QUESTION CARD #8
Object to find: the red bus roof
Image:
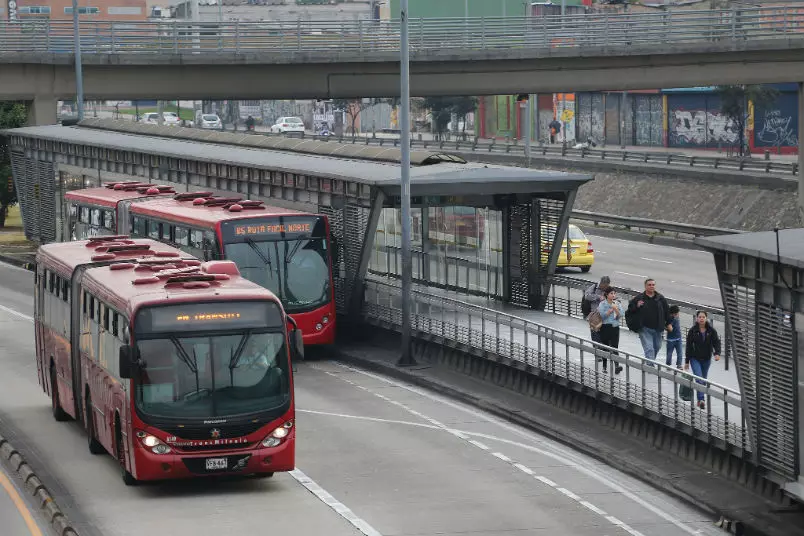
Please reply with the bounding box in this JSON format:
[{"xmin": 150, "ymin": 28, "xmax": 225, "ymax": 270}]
[
  {"xmin": 128, "ymin": 194, "xmax": 312, "ymax": 229},
  {"xmin": 64, "ymin": 183, "xmax": 177, "ymax": 209},
  {"xmin": 37, "ymin": 237, "xmax": 281, "ymax": 318}
]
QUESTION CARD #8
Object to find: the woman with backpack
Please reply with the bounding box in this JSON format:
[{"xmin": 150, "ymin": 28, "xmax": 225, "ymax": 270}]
[
  {"xmin": 596, "ymin": 288, "xmax": 623, "ymax": 375},
  {"xmin": 684, "ymin": 310, "xmax": 721, "ymax": 409}
]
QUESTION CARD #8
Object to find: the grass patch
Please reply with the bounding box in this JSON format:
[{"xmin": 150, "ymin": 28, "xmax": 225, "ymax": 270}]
[{"xmin": 0, "ymin": 206, "xmax": 31, "ymax": 245}]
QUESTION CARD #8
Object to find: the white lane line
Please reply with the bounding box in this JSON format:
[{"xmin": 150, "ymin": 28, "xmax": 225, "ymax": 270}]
[
  {"xmin": 332, "ymin": 363, "xmax": 704, "ymax": 536},
  {"xmin": 289, "ymin": 469, "xmax": 383, "ymax": 536},
  {"xmin": 491, "ymin": 452, "xmax": 512, "ymax": 462},
  {"xmin": 0, "ymin": 304, "xmax": 33, "ymax": 322},
  {"xmin": 640, "ymin": 257, "xmax": 672, "ymax": 264},
  {"xmin": 297, "ymin": 409, "xmax": 440, "ymax": 430},
  {"xmin": 580, "ymin": 501, "xmax": 607, "ymax": 515},
  {"xmin": 689, "ymin": 284, "xmax": 719, "ymax": 292},
  {"xmin": 615, "ymin": 271, "xmax": 649, "ymax": 279},
  {"xmin": 468, "ymin": 439, "xmax": 490, "ymax": 450},
  {"xmin": 317, "ymin": 365, "xmax": 638, "ymax": 536}
]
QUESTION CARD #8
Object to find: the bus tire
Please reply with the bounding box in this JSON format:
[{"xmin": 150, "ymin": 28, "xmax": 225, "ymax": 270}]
[
  {"xmin": 116, "ymin": 417, "xmax": 137, "ymax": 487},
  {"xmin": 85, "ymin": 394, "xmax": 105, "ymax": 455},
  {"xmin": 50, "ymin": 366, "xmax": 68, "ymax": 422}
]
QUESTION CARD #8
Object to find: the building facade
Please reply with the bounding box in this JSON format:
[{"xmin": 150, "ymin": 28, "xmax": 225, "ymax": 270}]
[{"xmin": 5, "ymin": 0, "xmax": 147, "ymax": 21}]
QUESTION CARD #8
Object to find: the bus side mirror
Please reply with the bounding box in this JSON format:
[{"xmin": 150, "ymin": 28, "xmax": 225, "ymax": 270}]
[
  {"xmin": 119, "ymin": 345, "xmax": 133, "ymax": 379},
  {"xmin": 292, "ymin": 329, "xmax": 305, "ymax": 361}
]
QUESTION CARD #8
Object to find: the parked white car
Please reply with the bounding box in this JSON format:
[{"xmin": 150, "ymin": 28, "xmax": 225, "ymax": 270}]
[
  {"xmin": 270, "ymin": 117, "xmax": 305, "ymax": 135},
  {"xmin": 196, "ymin": 113, "xmax": 222, "ymax": 130},
  {"xmin": 139, "ymin": 112, "xmax": 160, "ymax": 125},
  {"xmin": 161, "ymin": 112, "xmax": 181, "ymax": 126}
]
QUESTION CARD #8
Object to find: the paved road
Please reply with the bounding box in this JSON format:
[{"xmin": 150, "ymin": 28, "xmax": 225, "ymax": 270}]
[
  {"xmin": 0, "ymin": 261, "xmax": 724, "ymax": 536},
  {"xmin": 568, "ymin": 232, "xmax": 721, "ymax": 306}
]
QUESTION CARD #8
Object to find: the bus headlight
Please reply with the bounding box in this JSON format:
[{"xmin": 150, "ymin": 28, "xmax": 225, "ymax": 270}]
[
  {"xmin": 138, "ymin": 432, "xmax": 172, "ymax": 454},
  {"xmin": 322, "ymin": 315, "xmax": 329, "ymax": 324},
  {"xmin": 315, "ymin": 323, "xmax": 323, "ymax": 331},
  {"xmin": 261, "ymin": 420, "xmax": 293, "ymax": 448}
]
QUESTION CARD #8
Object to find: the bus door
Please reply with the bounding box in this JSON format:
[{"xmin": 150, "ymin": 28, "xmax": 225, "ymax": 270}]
[
  {"xmin": 70, "ymin": 267, "xmax": 88, "ymax": 420},
  {"xmin": 34, "ymin": 266, "xmax": 45, "ymax": 387},
  {"xmin": 117, "ymin": 200, "xmax": 133, "ymax": 236}
]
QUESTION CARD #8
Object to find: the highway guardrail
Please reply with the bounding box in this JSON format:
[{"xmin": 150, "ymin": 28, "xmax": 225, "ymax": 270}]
[{"xmin": 1, "ymin": 5, "xmax": 803, "ymax": 56}]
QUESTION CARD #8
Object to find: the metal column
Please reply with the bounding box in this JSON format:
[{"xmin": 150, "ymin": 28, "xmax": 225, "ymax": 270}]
[{"xmin": 348, "ymin": 191, "xmax": 386, "ymax": 318}]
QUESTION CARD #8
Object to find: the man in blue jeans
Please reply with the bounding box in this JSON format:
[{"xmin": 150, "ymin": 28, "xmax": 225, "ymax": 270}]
[{"xmin": 627, "ymin": 279, "xmax": 671, "ymax": 364}]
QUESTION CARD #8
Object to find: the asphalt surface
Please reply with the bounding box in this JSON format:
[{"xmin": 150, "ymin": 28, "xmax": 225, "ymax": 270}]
[
  {"xmin": 0, "ymin": 260, "xmax": 725, "ymax": 536},
  {"xmin": 0, "ymin": 458, "xmax": 49, "ymax": 536}
]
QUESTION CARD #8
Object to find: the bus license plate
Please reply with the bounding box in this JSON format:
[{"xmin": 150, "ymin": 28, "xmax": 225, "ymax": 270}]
[{"xmin": 205, "ymin": 457, "xmax": 228, "ymax": 471}]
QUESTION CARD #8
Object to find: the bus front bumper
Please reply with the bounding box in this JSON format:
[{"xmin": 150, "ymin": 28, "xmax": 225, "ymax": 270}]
[{"xmin": 132, "ymin": 437, "xmax": 295, "ymax": 481}]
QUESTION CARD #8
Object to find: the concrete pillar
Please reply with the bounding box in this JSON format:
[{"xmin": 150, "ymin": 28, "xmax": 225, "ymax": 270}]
[
  {"xmin": 26, "ymin": 96, "xmax": 58, "ymax": 126},
  {"xmin": 799, "ymin": 83, "xmax": 804, "ymax": 224}
]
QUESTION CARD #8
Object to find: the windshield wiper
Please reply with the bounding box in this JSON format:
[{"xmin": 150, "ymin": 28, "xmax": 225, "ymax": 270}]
[
  {"xmin": 169, "ymin": 336, "xmax": 201, "ymax": 396},
  {"xmin": 244, "ymin": 236, "xmax": 273, "ymax": 270},
  {"xmin": 228, "ymin": 330, "xmax": 252, "ymax": 373}
]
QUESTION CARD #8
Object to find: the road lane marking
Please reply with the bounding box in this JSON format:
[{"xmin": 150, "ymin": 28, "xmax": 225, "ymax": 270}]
[
  {"xmin": 331, "ymin": 363, "xmax": 705, "ymax": 536},
  {"xmin": 289, "ymin": 468, "xmax": 383, "ymax": 536},
  {"xmin": 297, "ymin": 409, "xmax": 439, "ymax": 430},
  {"xmin": 0, "ymin": 468, "xmax": 44, "ymax": 536},
  {"xmin": 614, "ymin": 271, "xmax": 649, "ymax": 279},
  {"xmin": 316, "ymin": 366, "xmax": 645, "ymax": 536},
  {"xmin": 689, "ymin": 284, "xmax": 719, "ymax": 292},
  {"xmin": 0, "ymin": 304, "xmax": 34, "ymax": 322},
  {"xmin": 640, "ymin": 257, "xmax": 673, "ymax": 264}
]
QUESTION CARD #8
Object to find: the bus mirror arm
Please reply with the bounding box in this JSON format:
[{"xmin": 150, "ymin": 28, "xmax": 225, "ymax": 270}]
[
  {"xmin": 293, "ymin": 330, "xmax": 305, "ymax": 361},
  {"xmin": 119, "ymin": 345, "xmax": 133, "ymax": 379}
]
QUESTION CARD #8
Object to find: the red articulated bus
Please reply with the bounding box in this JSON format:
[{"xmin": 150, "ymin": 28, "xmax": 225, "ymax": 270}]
[
  {"xmin": 63, "ymin": 182, "xmax": 336, "ymax": 346},
  {"xmin": 35, "ymin": 236, "xmax": 301, "ymax": 485}
]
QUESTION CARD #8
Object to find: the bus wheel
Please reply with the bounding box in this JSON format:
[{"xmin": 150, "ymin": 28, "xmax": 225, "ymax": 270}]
[
  {"xmin": 116, "ymin": 420, "xmax": 137, "ymax": 487},
  {"xmin": 50, "ymin": 366, "xmax": 68, "ymax": 422},
  {"xmin": 85, "ymin": 395, "xmax": 105, "ymax": 455}
]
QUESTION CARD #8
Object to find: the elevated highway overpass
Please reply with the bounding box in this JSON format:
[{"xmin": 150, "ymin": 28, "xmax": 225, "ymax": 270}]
[{"xmin": 2, "ymin": 5, "xmax": 804, "ymax": 124}]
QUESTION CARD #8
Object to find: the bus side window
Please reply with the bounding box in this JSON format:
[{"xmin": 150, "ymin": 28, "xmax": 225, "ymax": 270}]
[
  {"xmin": 132, "ymin": 217, "xmax": 146, "ymax": 237},
  {"xmin": 80, "ymin": 206, "xmax": 90, "ymax": 224},
  {"xmin": 90, "ymin": 208, "xmax": 101, "ymax": 227},
  {"xmin": 62, "ymin": 279, "xmax": 69, "ymax": 303},
  {"xmin": 102, "ymin": 305, "xmax": 110, "ymax": 331},
  {"xmin": 112, "ymin": 312, "xmax": 119, "ymax": 337},
  {"xmin": 148, "ymin": 220, "xmax": 160, "ymax": 240},
  {"xmin": 49, "ymin": 271, "xmax": 55, "ymax": 293},
  {"xmin": 89, "ymin": 296, "xmax": 95, "ymax": 321},
  {"xmin": 203, "ymin": 231, "xmax": 217, "ymax": 261},
  {"xmin": 175, "ymin": 226, "xmax": 189, "ymax": 247},
  {"xmin": 82, "ymin": 291, "xmax": 88, "ymax": 315},
  {"xmin": 161, "ymin": 223, "xmax": 172, "ymax": 242},
  {"xmin": 103, "ymin": 210, "xmax": 114, "ymax": 230}
]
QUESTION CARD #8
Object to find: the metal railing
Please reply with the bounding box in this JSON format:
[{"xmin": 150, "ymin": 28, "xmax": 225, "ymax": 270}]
[
  {"xmin": 301, "ymin": 134, "xmax": 800, "ymax": 176},
  {"xmin": 1, "ymin": 6, "xmax": 803, "ymax": 55},
  {"xmin": 363, "ymin": 278, "xmax": 748, "ymax": 454},
  {"xmin": 570, "ymin": 210, "xmax": 744, "ymax": 239}
]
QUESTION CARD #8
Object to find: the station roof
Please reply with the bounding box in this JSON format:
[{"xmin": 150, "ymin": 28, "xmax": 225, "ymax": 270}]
[
  {"xmin": 6, "ymin": 123, "xmax": 592, "ymax": 198},
  {"xmin": 696, "ymin": 228, "xmax": 804, "ymax": 270}
]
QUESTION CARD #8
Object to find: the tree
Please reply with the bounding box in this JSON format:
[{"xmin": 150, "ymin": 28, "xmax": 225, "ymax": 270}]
[
  {"xmin": 0, "ymin": 103, "xmax": 26, "ymax": 228},
  {"xmin": 716, "ymin": 85, "xmax": 779, "ymax": 157},
  {"xmin": 332, "ymin": 98, "xmax": 395, "ymax": 139},
  {"xmin": 424, "ymin": 96, "xmax": 478, "ymax": 139}
]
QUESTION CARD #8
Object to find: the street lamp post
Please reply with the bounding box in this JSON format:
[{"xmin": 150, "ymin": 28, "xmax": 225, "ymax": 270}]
[
  {"xmin": 397, "ymin": 0, "xmax": 416, "ymax": 367},
  {"xmin": 72, "ymin": 0, "xmax": 84, "ymax": 121}
]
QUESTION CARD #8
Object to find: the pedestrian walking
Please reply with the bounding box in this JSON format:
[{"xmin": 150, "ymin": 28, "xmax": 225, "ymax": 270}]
[
  {"xmin": 665, "ymin": 305, "xmax": 683, "ymax": 368},
  {"xmin": 582, "ymin": 275, "xmax": 611, "ymax": 343},
  {"xmin": 625, "ymin": 278, "xmax": 671, "ymax": 364},
  {"xmin": 549, "ymin": 119, "xmax": 561, "ymax": 144},
  {"xmin": 597, "ymin": 288, "xmax": 623, "ymax": 375},
  {"xmin": 684, "ymin": 311, "xmax": 721, "ymax": 410}
]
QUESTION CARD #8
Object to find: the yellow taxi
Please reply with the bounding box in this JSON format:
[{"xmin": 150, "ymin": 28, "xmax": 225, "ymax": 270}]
[{"xmin": 540, "ymin": 224, "xmax": 595, "ymax": 272}]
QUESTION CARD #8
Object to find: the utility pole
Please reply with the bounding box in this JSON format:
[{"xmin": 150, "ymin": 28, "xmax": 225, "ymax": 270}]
[
  {"xmin": 72, "ymin": 0, "xmax": 84, "ymax": 121},
  {"xmin": 397, "ymin": 0, "xmax": 416, "ymax": 367}
]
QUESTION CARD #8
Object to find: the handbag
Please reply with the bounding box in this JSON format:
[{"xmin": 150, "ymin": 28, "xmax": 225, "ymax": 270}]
[
  {"xmin": 588, "ymin": 310, "xmax": 603, "ymax": 332},
  {"xmin": 679, "ymin": 384, "xmax": 694, "ymax": 402}
]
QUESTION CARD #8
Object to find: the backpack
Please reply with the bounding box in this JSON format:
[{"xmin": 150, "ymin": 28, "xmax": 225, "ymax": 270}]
[
  {"xmin": 625, "ymin": 296, "xmax": 643, "ymax": 332},
  {"xmin": 588, "ymin": 310, "xmax": 603, "ymax": 332},
  {"xmin": 581, "ymin": 284, "xmax": 597, "ymax": 317}
]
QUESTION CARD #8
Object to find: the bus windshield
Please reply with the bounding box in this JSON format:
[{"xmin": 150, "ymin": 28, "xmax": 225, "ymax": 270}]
[
  {"xmin": 135, "ymin": 331, "xmax": 290, "ymax": 419},
  {"xmin": 220, "ymin": 217, "xmax": 331, "ymax": 314}
]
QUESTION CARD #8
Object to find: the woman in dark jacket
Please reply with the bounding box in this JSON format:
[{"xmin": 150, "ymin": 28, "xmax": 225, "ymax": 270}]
[{"xmin": 684, "ymin": 310, "xmax": 721, "ymax": 409}]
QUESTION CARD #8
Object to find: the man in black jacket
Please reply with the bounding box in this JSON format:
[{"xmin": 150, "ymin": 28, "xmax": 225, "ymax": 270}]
[{"xmin": 627, "ymin": 278, "xmax": 672, "ymax": 364}]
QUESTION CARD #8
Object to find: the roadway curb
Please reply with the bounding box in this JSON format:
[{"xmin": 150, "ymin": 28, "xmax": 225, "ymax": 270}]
[
  {"xmin": 0, "ymin": 252, "xmax": 35, "ymax": 272},
  {"xmin": 0, "ymin": 433, "xmax": 80, "ymax": 536},
  {"xmin": 331, "ymin": 346, "xmax": 786, "ymax": 536}
]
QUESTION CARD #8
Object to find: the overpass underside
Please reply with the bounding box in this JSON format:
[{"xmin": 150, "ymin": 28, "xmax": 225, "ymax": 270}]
[{"xmin": 4, "ymin": 122, "xmax": 799, "ymax": 505}]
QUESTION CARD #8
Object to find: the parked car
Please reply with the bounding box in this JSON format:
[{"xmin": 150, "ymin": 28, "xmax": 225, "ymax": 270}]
[
  {"xmin": 196, "ymin": 112, "xmax": 222, "ymax": 130},
  {"xmin": 161, "ymin": 112, "xmax": 181, "ymax": 126},
  {"xmin": 540, "ymin": 223, "xmax": 594, "ymax": 272},
  {"xmin": 270, "ymin": 117, "xmax": 305, "ymax": 135},
  {"xmin": 139, "ymin": 112, "xmax": 160, "ymax": 125}
]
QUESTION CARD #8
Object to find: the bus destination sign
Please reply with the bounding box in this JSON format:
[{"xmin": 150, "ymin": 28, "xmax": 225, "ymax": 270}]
[
  {"xmin": 136, "ymin": 301, "xmax": 284, "ymax": 334},
  {"xmin": 221, "ymin": 216, "xmax": 326, "ymax": 242}
]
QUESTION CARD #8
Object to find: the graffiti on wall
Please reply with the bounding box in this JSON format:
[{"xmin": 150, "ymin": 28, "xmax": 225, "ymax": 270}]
[
  {"xmin": 634, "ymin": 95, "xmax": 663, "ymax": 146},
  {"xmin": 756, "ymin": 109, "xmax": 798, "ymax": 148},
  {"xmin": 670, "ymin": 109, "xmax": 738, "ymax": 147}
]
